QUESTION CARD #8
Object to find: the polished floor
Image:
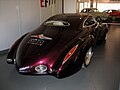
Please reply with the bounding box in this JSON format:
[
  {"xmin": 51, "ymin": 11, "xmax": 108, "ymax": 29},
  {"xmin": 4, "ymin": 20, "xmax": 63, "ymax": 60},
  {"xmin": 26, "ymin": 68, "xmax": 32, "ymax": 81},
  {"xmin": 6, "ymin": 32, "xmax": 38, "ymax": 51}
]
[{"xmin": 0, "ymin": 25, "xmax": 120, "ymax": 90}]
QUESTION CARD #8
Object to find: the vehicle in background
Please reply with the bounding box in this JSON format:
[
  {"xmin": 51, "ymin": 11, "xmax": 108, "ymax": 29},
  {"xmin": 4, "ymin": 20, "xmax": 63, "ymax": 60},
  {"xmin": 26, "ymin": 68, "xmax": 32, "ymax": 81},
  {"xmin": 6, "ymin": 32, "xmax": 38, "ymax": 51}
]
[
  {"xmin": 103, "ymin": 9, "xmax": 120, "ymax": 23},
  {"xmin": 81, "ymin": 8, "xmax": 109, "ymax": 21}
]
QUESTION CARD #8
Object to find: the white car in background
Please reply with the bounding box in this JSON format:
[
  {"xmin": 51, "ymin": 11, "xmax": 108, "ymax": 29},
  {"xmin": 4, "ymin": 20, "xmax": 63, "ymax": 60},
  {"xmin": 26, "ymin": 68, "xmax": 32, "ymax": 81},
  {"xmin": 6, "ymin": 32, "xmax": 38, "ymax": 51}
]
[{"xmin": 81, "ymin": 8, "xmax": 109, "ymax": 21}]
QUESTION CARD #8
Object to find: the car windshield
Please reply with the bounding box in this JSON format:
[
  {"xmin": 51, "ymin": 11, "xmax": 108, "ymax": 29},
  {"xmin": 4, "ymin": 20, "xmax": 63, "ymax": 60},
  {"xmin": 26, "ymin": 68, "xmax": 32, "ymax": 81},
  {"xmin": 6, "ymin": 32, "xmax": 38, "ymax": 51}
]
[
  {"xmin": 44, "ymin": 20, "xmax": 70, "ymax": 27},
  {"xmin": 81, "ymin": 9, "xmax": 90, "ymax": 13}
]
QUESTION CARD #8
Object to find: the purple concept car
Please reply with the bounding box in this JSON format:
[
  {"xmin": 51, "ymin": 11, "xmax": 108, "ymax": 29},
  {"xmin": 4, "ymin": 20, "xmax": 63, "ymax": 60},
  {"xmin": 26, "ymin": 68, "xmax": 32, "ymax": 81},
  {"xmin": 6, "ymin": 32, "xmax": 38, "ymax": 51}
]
[{"xmin": 7, "ymin": 13, "xmax": 108, "ymax": 78}]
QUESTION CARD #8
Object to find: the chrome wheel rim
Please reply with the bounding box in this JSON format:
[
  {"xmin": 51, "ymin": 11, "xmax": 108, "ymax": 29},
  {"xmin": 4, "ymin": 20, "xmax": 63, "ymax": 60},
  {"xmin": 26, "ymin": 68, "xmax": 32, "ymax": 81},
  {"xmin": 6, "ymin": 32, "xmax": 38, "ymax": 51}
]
[
  {"xmin": 85, "ymin": 47, "xmax": 93, "ymax": 66},
  {"xmin": 105, "ymin": 33, "xmax": 108, "ymax": 40}
]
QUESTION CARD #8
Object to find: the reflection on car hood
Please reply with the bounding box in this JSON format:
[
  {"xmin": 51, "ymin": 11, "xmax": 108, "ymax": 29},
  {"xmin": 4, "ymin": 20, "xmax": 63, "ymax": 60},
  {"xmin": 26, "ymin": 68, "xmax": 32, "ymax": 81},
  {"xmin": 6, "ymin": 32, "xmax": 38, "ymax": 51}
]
[{"xmin": 16, "ymin": 25, "xmax": 79, "ymax": 68}]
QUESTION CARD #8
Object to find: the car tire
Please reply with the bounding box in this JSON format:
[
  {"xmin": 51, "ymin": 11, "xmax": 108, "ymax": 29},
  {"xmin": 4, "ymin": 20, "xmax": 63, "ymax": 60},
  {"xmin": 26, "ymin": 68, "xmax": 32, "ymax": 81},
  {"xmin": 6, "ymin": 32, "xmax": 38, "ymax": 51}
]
[
  {"xmin": 99, "ymin": 31, "xmax": 107, "ymax": 44},
  {"xmin": 83, "ymin": 47, "xmax": 93, "ymax": 68},
  {"xmin": 106, "ymin": 17, "xmax": 113, "ymax": 23}
]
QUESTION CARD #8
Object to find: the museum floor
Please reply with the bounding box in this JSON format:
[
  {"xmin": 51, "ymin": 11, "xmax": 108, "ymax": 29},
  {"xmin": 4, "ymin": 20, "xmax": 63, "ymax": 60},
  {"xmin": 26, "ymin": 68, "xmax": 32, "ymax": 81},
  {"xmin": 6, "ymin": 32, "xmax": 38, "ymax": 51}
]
[{"xmin": 0, "ymin": 25, "xmax": 120, "ymax": 90}]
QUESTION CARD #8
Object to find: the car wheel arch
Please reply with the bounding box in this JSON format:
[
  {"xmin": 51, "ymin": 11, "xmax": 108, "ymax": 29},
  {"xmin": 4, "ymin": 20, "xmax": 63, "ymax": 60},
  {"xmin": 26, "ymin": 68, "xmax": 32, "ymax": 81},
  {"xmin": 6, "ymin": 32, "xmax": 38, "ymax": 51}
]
[
  {"xmin": 97, "ymin": 27, "xmax": 108, "ymax": 44},
  {"xmin": 81, "ymin": 36, "xmax": 95, "ymax": 68},
  {"xmin": 56, "ymin": 36, "xmax": 95, "ymax": 78},
  {"xmin": 7, "ymin": 33, "xmax": 29, "ymax": 64},
  {"xmin": 56, "ymin": 42, "xmax": 84, "ymax": 78}
]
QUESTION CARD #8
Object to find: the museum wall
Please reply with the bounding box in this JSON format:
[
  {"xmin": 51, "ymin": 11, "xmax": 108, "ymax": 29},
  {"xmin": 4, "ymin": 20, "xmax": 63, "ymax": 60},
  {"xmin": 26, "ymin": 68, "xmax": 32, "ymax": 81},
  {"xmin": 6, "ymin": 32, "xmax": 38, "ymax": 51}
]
[
  {"xmin": 64, "ymin": 0, "xmax": 77, "ymax": 13},
  {"xmin": 0, "ymin": 0, "xmax": 62, "ymax": 51},
  {"xmin": 41, "ymin": 0, "xmax": 62, "ymax": 23},
  {"xmin": 0, "ymin": 0, "xmax": 21, "ymax": 51}
]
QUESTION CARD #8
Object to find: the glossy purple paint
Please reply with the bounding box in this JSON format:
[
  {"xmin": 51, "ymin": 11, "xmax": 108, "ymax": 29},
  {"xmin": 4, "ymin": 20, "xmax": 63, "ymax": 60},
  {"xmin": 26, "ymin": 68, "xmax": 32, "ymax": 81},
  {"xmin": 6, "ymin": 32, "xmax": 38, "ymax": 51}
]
[{"xmin": 7, "ymin": 14, "xmax": 108, "ymax": 78}]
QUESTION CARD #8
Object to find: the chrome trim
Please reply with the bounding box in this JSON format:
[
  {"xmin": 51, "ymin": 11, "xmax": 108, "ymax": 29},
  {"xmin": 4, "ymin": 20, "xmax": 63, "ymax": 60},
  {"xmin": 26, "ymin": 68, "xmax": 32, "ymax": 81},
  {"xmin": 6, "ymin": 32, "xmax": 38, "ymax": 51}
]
[
  {"xmin": 19, "ymin": 66, "xmax": 30, "ymax": 71},
  {"xmin": 31, "ymin": 34, "xmax": 52, "ymax": 40},
  {"xmin": 35, "ymin": 65, "xmax": 47, "ymax": 73},
  {"xmin": 27, "ymin": 39, "xmax": 44, "ymax": 46},
  {"xmin": 89, "ymin": 35, "xmax": 94, "ymax": 38},
  {"xmin": 44, "ymin": 20, "xmax": 70, "ymax": 27},
  {"xmin": 7, "ymin": 59, "xmax": 13, "ymax": 62},
  {"xmin": 62, "ymin": 44, "xmax": 79, "ymax": 65},
  {"xmin": 83, "ymin": 15, "xmax": 97, "ymax": 28},
  {"xmin": 85, "ymin": 47, "xmax": 93, "ymax": 66},
  {"xmin": 79, "ymin": 37, "xmax": 84, "ymax": 41},
  {"xmin": 95, "ymin": 22, "xmax": 99, "ymax": 28}
]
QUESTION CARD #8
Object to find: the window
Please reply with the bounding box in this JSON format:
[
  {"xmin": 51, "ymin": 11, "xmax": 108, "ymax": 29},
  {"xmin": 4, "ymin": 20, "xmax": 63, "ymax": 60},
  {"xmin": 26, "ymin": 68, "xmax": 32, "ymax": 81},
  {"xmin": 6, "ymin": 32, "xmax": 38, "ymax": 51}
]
[
  {"xmin": 44, "ymin": 20, "xmax": 70, "ymax": 27},
  {"xmin": 84, "ymin": 16, "xmax": 96, "ymax": 27},
  {"xmin": 91, "ymin": 9, "xmax": 99, "ymax": 12}
]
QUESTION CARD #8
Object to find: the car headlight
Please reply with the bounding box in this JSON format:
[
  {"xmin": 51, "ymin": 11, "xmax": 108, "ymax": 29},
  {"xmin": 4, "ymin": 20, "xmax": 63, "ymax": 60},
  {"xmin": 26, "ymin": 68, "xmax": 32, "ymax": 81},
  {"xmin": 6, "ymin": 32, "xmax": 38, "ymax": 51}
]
[{"xmin": 35, "ymin": 65, "xmax": 47, "ymax": 73}]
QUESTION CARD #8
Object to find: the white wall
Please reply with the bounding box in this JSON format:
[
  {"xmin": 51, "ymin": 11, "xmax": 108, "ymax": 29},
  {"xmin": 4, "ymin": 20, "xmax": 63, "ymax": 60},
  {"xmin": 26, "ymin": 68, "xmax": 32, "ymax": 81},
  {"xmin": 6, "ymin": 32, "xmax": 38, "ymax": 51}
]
[
  {"xmin": 0, "ymin": 0, "xmax": 62, "ymax": 51},
  {"xmin": 64, "ymin": 0, "xmax": 77, "ymax": 13},
  {"xmin": 0, "ymin": 0, "xmax": 20, "ymax": 51},
  {"xmin": 40, "ymin": 0, "xmax": 62, "ymax": 23},
  {"xmin": 52, "ymin": 0, "xmax": 62, "ymax": 16},
  {"xmin": 19, "ymin": 0, "xmax": 40, "ymax": 35},
  {"xmin": 41, "ymin": 6, "xmax": 52, "ymax": 23}
]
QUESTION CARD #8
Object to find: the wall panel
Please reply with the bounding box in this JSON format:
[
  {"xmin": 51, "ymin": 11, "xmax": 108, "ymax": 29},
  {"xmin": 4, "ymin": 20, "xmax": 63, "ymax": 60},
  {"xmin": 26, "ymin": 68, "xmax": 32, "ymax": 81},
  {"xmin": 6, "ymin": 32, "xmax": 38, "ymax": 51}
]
[
  {"xmin": 0, "ymin": 0, "xmax": 20, "ymax": 51},
  {"xmin": 19, "ymin": 0, "xmax": 40, "ymax": 35},
  {"xmin": 64, "ymin": 0, "xmax": 77, "ymax": 13}
]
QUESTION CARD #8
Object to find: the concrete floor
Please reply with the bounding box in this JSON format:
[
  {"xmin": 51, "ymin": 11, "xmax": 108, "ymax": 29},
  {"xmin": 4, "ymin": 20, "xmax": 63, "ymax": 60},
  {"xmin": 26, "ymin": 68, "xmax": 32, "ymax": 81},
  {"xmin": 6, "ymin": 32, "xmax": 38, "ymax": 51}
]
[{"xmin": 0, "ymin": 25, "xmax": 120, "ymax": 90}]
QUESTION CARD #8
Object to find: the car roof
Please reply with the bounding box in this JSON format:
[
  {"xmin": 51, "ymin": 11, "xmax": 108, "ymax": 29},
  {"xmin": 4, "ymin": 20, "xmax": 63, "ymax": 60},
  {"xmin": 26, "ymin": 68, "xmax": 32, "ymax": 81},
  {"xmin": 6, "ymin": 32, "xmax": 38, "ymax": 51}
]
[
  {"xmin": 47, "ymin": 13, "xmax": 89, "ymax": 20},
  {"xmin": 47, "ymin": 13, "xmax": 90, "ymax": 23},
  {"xmin": 45, "ymin": 13, "xmax": 90, "ymax": 27}
]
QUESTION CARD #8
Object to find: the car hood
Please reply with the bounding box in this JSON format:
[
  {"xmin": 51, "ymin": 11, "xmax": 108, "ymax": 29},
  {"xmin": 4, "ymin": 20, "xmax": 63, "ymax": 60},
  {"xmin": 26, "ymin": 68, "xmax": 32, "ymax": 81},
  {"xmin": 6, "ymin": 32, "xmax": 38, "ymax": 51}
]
[{"xmin": 16, "ymin": 25, "xmax": 79, "ymax": 69}]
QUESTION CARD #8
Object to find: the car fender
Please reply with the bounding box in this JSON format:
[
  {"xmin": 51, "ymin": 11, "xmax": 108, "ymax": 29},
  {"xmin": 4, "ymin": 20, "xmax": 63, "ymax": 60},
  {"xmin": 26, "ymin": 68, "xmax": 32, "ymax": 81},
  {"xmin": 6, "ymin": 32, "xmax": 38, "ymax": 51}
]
[
  {"xmin": 7, "ymin": 33, "xmax": 29, "ymax": 64},
  {"xmin": 56, "ymin": 35, "xmax": 95, "ymax": 78}
]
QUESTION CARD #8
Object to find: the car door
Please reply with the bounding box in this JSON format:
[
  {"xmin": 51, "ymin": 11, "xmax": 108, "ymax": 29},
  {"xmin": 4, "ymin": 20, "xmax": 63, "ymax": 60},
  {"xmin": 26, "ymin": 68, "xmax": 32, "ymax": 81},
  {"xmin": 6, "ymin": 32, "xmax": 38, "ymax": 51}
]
[{"xmin": 79, "ymin": 16, "xmax": 97, "ymax": 40}]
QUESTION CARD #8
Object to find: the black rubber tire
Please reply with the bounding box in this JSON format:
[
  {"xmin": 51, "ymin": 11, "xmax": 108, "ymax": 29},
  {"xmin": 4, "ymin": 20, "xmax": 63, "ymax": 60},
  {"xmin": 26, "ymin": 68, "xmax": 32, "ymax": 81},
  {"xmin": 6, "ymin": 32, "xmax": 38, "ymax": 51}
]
[{"xmin": 99, "ymin": 32, "xmax": 107, "ymax": 44}]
